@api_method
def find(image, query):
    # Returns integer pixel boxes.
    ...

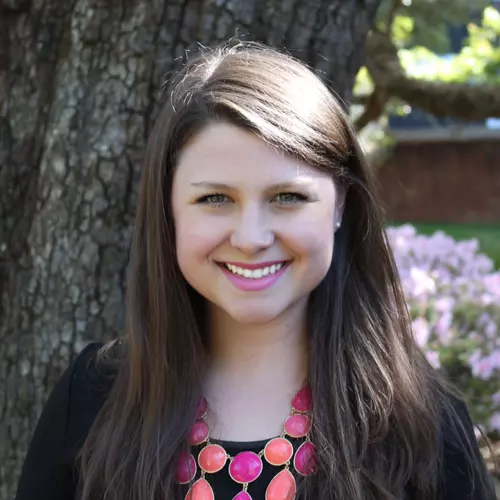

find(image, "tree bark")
[0,0,380,497]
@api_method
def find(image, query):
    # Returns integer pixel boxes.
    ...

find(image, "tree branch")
[365,31,500,121]
[386,0,403,33]
[351,94,372,105]
[354,87,388,131]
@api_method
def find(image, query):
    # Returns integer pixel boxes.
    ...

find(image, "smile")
[223,261,289,279]
[216,260,291,292]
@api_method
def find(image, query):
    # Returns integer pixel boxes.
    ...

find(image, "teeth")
[225,262,287,279]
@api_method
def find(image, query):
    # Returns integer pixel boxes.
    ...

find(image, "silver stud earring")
[335,221,341,229]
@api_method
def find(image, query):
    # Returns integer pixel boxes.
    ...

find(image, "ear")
[334,183,347,229]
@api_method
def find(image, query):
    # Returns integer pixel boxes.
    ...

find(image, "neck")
[203,301,310,441]
[206,302,309,392]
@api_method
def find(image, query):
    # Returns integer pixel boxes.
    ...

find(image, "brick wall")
[376,138,500,223]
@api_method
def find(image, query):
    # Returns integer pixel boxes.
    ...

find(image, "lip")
[221,260,287,270]
[218,261,291,292]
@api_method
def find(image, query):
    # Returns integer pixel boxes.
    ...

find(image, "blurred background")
[0,0,499,497]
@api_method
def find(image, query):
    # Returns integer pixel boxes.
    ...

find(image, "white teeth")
[224,262,287,279]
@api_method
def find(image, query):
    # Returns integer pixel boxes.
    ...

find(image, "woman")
[15,42,494,500]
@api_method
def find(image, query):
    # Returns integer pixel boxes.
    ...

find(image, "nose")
[230,204,275,255]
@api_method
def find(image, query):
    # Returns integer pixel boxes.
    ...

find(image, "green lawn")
[394,222,500,269]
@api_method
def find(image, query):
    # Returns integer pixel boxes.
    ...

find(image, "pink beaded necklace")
[175,385,316,500]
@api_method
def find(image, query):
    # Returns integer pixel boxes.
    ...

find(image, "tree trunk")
[0,0,380,497]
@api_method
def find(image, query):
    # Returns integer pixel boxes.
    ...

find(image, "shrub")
[387,224,500,435]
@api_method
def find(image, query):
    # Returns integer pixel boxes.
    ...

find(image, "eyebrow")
[190,180,313,191]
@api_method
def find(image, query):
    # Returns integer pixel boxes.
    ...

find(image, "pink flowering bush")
[387,224,500,435]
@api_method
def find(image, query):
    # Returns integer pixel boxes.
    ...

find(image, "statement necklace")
[175,385,316,500]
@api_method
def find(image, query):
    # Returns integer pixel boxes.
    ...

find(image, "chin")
[223,302,286,325]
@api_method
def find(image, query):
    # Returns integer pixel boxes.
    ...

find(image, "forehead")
[175,122,330,187]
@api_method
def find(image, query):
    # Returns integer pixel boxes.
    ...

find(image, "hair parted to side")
[78,41,493,500]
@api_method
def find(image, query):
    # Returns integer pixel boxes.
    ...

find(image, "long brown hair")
[78,41,493,499]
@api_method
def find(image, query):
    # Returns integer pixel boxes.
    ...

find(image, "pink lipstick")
[218,260,290,292]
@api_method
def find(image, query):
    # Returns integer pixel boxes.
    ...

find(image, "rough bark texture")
[0,0,380,497]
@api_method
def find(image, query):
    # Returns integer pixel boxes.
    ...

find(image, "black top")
[15,342,495,500]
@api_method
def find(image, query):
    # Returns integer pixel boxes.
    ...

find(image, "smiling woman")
[15,41,495,500]
[173,122,341,324]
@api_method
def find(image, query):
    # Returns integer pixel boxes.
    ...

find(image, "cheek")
[282,210,335,278]
[287,204,335,251]
[292,225,334,263]
[175,213,227,268]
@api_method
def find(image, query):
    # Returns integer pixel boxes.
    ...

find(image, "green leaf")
[483,5,500,32]
[353,66,374,95]
[398,7,500,84]
[392,15,415,46]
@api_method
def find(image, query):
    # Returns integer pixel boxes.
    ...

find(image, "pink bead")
[196,398,208,419]
[265,469,296,500]
[292,385,313,413]
[264,438,293,466]
[284,414,311,438]
[198,444,227,473]
[294,441,317,476]
[185,478,214,500]
[229,451,263,484]
[189,421,209,445]
[175,451,197,484]
[233,492,252,500]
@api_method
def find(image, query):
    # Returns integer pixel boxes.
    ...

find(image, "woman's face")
[172,122,343,324]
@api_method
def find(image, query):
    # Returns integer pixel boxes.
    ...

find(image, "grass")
[393,222,500,269]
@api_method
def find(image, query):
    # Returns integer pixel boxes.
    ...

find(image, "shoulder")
[70,340,120,391]
[64,341,121,454]
[438,395,495,499]
[14,341,122,500]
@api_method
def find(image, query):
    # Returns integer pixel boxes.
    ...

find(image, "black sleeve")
[439,399,496,500]
[15,343,104,500]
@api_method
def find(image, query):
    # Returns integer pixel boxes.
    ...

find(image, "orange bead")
[265,469,296,500]
[185,478,214,500]
[264,438,293,466]
[198,444,227,473]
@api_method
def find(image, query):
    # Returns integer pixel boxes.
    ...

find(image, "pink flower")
[388,223,500,432]
[412,317,430,347]
[410,267,436,297]
[474,424,486,440]
[484,272,500,298]
[468,349,500,381]
[489,413,500,432]
[425,350,441,369]
[434,297,455,314]
[434,311,453,345]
